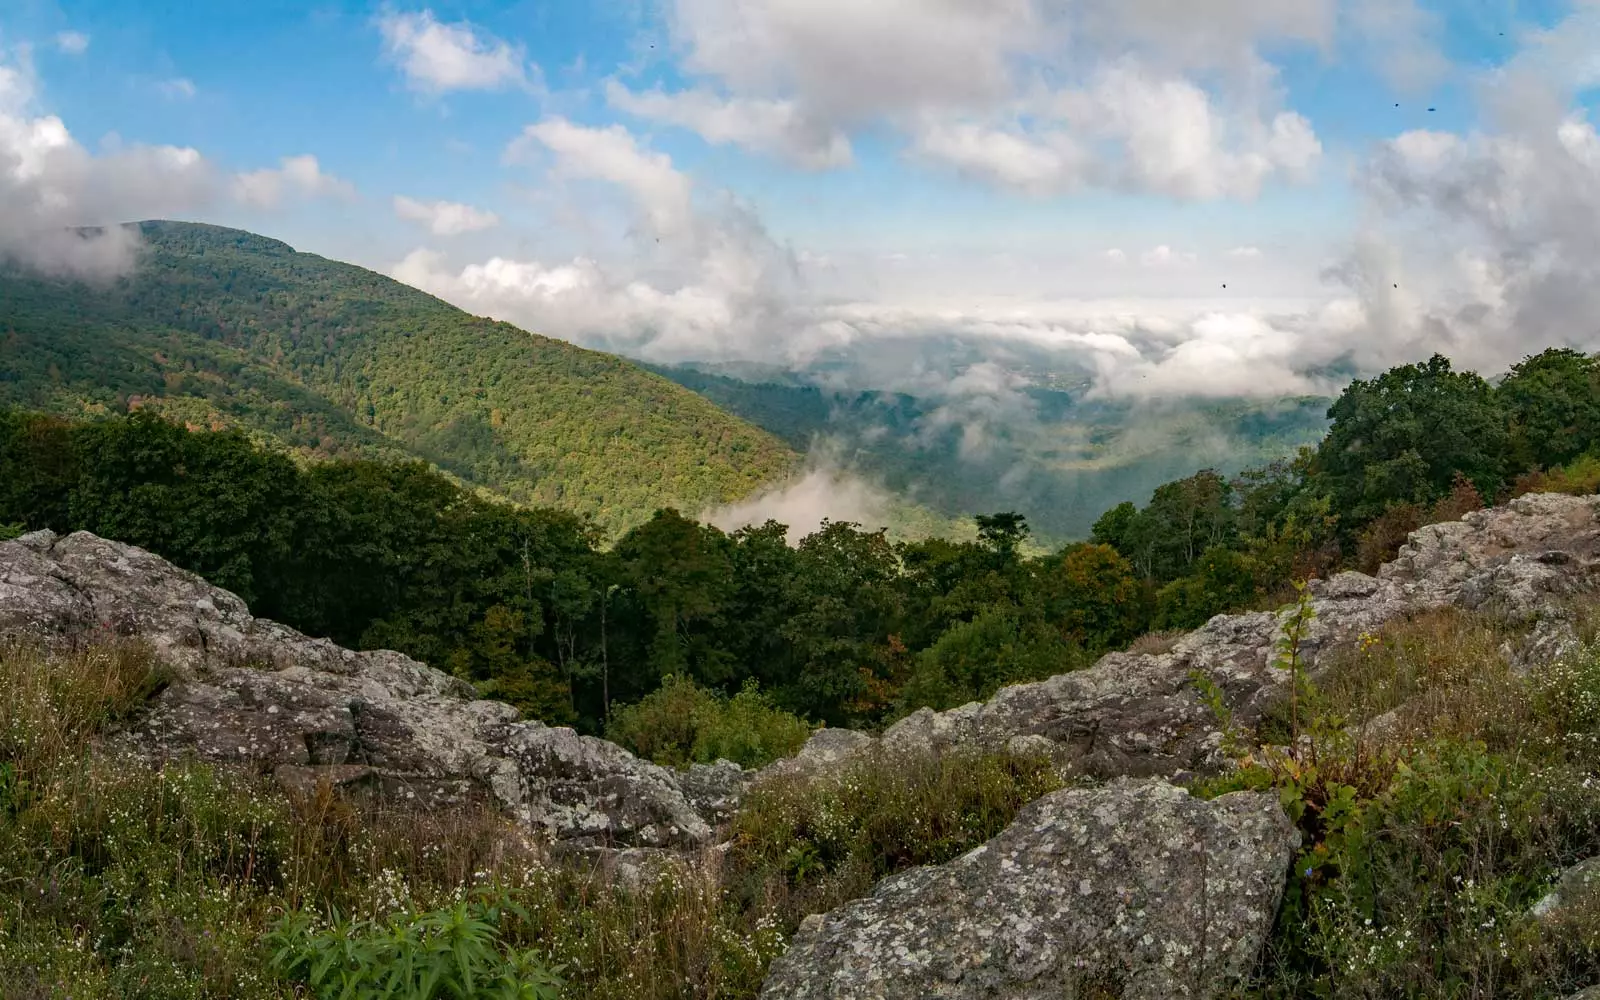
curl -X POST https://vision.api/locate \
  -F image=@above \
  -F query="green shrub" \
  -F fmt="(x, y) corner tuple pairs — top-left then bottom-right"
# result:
(267, 893), (563, 1000)
(894, 606), (1087, 715)
(607, 675), (811, 769)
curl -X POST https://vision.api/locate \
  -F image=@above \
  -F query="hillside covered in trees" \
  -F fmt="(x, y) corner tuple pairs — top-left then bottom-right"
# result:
(4, 347), (1597, 744)
(649, 362), (1332, 542)
(0, 222), (797, 535)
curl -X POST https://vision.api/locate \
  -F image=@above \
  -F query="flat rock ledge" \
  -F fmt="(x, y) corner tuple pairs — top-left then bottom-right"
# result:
(759, 779), (1299, 1000)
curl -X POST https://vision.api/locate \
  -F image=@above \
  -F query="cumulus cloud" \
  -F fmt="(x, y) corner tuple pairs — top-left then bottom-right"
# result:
(0, 46), (217, 278)
(508, 117), (694, 237)
(605, 81), (852, 168)
(377, 9), (529, 93)
(1315, 3), (1600, 379)
(394, 119), (803, 359)
(232, 155), (356, 208)
(633, 0), (1330, 200)
(54, 32), (89, 55)
(393, 195), (498, 235)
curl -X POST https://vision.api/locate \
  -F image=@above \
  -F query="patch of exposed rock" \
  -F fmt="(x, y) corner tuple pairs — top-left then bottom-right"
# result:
(782, 493), (1600, 784)
(759, 779), (1299, 1000)
(1532, 856), (1600, 921)
(0, 530), (717, 849)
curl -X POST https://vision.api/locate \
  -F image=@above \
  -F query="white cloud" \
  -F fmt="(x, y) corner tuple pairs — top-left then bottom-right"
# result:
(702, 465), (893, 542)
(393, 195), (499, 235)
(0, 46), (217, 278)
(911, 120), (1088, 195)
(377, 9), (528, 93)
(668, 0), (1040, 122)
(1228, 246), (1263, 259)
(508, 117), (694, 237)
(54, 32), (89, 56)
(232, 155), (356, 209)
(605, 80), (851, 168)
(647, 0), (1331, 199)
(157, 78), (197, 100)
(1139, 245), (1197, 267)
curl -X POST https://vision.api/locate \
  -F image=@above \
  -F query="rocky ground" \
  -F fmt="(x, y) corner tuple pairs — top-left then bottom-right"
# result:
(5, 491), (1600, 997)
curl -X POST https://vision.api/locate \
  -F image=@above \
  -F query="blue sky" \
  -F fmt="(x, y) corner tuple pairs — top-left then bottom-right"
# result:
(2, 0), (1599, 397)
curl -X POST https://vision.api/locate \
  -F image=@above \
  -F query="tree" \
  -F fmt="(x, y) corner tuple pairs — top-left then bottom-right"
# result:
(1314, 354), (1507, 531)
(1497, 348), (1600, 472)
(1037, 543), (1146, 650)
(1119, 470), (1236, 582)
(614, 509), (736, 691)
(975, 512), (1030, 562)
(780, 520), (904, 725)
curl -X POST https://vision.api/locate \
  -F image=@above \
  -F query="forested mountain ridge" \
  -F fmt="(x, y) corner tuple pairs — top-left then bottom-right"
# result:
(0, 221), (797, 535)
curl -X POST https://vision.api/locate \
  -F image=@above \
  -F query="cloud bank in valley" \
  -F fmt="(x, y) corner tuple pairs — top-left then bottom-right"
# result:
(701, 465), (894, 543)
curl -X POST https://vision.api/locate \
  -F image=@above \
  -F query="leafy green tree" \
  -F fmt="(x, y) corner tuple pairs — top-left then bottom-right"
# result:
(779, 520), (904, 724)
(1314, 354), (1507, 531)
(896, 606), (1078, 714)
(614, 509), (736, 692)
(1037, 543), (1146, 650)
(1115, 470), (1236, 582)
(68, 409), (307, 606)
(1497, 347), (1600, 472)
(1153, 547), (1262, 631)
(0, 408), (75, 533)
(1090, 501), (1138, 554)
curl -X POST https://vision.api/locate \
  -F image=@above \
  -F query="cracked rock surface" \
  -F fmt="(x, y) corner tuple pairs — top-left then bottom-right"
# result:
(759, 779), (1299, 1000)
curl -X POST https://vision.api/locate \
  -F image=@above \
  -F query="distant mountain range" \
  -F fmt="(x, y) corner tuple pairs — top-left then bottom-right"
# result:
(0, 221), (796, 536)
(648, 361), (1332, 542)
(0, 221), (1331, 543)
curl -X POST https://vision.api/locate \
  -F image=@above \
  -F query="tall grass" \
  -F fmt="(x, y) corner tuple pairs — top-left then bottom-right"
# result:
(0, 639), (1061, 1000)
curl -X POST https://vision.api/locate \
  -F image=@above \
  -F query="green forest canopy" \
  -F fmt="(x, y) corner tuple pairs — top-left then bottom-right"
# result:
(0, 221), (797, 536)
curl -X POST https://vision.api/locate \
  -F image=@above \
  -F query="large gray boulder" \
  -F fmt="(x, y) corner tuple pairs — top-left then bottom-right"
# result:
(0, 530), (718, 849)
(759, 779), (1299, 1000)
(795, 493), (1600, 783)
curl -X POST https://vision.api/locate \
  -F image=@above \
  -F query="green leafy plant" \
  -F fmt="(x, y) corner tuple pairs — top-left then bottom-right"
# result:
(267, 892), (564, 1000)
(1275, 580), (1317, 754)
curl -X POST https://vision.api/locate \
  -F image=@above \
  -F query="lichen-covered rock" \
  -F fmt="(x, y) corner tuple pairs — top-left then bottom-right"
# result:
(492, 724), (713, 848)
(678, 759), (752, 826)
(810, 494), (1600, 782)
(759, 779), (1298, 1000)
(0, 530), (713, 849)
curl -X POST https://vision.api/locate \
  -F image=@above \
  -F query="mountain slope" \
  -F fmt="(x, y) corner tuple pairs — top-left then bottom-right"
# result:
(650, 363), (1330, 541)
(0, 222), (797, 534)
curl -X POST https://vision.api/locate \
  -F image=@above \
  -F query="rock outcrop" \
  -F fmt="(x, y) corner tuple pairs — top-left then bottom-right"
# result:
(0, 529), (716, 849)
(786, 493), (1600, 783)
(759, 779), (1299, 1000)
